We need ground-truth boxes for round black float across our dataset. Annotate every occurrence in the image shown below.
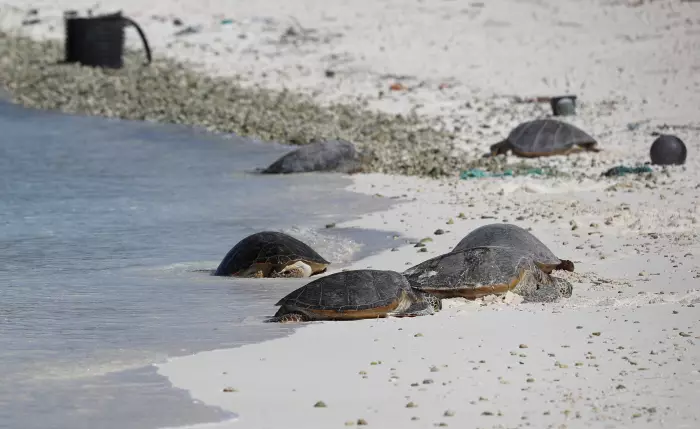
[649,134,687,166]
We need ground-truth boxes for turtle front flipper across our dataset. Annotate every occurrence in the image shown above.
[238,263,273,278]
[268,306,310,323]
[489,140,511,156]
[551,276,573,298]
[271,261,313,278]
[275,312,307,323]
[392,290,438,318]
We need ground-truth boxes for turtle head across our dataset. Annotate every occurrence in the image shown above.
[579,142,602,153]
[489,140,510,156]
[556,259,575,272]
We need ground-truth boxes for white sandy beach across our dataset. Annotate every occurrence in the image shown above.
[158,174,700,429]
[1,0,699,428]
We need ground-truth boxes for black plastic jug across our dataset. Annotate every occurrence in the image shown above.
[64,11,152,69]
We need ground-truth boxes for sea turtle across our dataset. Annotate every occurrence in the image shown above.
[261,139,363,174]
[270,269,442,322]
[453,223,574,273]
[403,246,573,303]
[490,119,600,157]
[214,231,330,278]
[650,134,687,166]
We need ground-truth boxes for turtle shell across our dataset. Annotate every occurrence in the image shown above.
[214,231,330,276]
[507,119,597,156]
[261,139,362,174]
[452,223,572,273]
[275,269,412,313]
[403,246,541,299]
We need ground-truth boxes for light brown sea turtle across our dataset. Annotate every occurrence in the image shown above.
[490,119,600,157]
[403,246,573,303]
[214,231,330,278]
[270,269,442,322]
[453,223,574,273]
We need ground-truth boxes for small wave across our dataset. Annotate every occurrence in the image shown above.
[280,225,363,265]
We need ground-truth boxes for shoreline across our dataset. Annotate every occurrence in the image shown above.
[0,29,462,177]
[157,170,699,429]
[1,0,698,428]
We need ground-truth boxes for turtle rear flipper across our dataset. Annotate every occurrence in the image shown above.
[553,142,600,156]
[267,309,308,323]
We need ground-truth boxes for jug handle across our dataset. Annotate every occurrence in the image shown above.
[122,17,152,65]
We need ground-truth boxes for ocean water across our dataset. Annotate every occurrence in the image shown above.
[0,101,396,429]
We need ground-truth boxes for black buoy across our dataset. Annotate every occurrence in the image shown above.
[649,134,687,166]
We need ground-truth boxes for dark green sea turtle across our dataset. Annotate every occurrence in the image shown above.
[490,119,600,157]
[261,139,363,174]
[214,231,330,278]
[270,269,442,322]
[650,134,687,166]
[403,246,573,303]
[453,223,574,273]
